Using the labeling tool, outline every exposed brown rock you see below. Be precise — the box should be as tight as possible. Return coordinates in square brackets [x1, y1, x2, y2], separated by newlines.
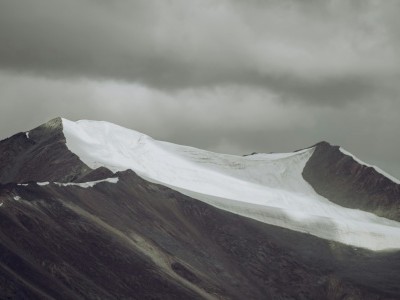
[303, 142, 400, 221]
[0, 117, 92, 184]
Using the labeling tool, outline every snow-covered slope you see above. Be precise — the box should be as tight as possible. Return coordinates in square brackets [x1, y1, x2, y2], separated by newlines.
[61, 119, 400, 250]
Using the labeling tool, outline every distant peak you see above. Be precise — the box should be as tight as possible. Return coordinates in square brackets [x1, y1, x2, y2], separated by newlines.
[44, 117, 63, 126]
[339, 147, 400, 184]
[25, 117, 64, 142]
[313, 141, 333, 148]
[307, 140, 400, 185]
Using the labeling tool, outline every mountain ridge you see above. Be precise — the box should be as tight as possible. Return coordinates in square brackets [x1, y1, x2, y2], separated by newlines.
[1, 118, 399, 249]
[2, 117, 399, 186]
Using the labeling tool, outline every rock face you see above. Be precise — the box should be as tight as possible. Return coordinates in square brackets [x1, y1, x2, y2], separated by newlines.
[303, 141, 400, 222]
[0, 118, 89, 184]
[0, 118, 113, 184]
[0, 119, 399, 299]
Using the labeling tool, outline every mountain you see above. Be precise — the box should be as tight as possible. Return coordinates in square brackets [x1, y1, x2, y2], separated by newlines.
[0, 117, 399, 300]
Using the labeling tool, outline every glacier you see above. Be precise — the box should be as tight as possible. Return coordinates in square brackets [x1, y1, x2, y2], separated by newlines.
[61, 118, 400, 251]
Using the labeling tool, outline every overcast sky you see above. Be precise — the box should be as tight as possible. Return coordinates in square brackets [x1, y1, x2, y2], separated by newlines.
[1, 0, 399, 178]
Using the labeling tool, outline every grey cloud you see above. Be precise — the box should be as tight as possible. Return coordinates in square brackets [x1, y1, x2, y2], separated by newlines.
[1, 0, 400, 105]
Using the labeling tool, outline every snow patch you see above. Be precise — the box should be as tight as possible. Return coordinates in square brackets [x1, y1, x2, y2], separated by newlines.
[61, 118, 400, 250]
[26, 131, 30, 139]
[13, 196, 21, 201]
[339, 147, 400, 184]
[0, 202, 3, 207]
[55, 177, 119, 188]
[19, 178, 118, 189]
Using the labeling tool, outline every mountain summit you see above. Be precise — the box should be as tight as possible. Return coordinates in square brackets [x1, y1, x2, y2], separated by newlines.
[1, 118, 399, 299]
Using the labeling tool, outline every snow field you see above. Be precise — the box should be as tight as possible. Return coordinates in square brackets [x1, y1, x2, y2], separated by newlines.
[61, 118, 400, 250]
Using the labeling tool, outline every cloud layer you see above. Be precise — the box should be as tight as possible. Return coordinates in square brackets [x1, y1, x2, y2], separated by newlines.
[1, 0, 400, 102]
[0, 0, 399, 177]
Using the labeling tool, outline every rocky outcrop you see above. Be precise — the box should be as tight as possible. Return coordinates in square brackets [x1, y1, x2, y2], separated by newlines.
[0, 118, 93, 184]
[303, 141, 400, 221]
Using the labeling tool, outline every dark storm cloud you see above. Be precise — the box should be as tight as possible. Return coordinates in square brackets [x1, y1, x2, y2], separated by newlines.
[1, 0, 399, 105]
[1, 0, 400, 178]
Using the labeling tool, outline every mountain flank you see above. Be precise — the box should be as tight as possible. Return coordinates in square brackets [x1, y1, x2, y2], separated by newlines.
[0, 118, 399, 299]
[303, 141, 400, 221]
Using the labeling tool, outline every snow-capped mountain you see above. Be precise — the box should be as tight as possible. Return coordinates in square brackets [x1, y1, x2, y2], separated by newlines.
[1, 117, 399, 300]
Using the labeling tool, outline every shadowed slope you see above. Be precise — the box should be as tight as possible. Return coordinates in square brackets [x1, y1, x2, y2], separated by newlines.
[0, 118, 114, 184]
[1, 171, 400, 299]
[303, 142, 400, 222]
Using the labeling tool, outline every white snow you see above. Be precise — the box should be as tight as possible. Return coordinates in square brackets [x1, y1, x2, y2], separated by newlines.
[339, 147, 400, 184]
[13, 196, 21, 201]
[26, 131, 30, 139]
[0, 202, 3, 207]
[54, 177, 119, 188]
[61, 118, 400, 251]
[21, 178, 118, 188]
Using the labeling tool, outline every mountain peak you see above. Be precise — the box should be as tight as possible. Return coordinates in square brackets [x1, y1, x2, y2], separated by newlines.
[313, 140, 332, 147]
[0, 117, 92, 184]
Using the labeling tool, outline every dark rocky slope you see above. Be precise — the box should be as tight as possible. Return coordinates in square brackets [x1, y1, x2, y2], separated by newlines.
[0, 117, 110, 184]
[303, 142, 400, 222]
[1, 171, 400, 299]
